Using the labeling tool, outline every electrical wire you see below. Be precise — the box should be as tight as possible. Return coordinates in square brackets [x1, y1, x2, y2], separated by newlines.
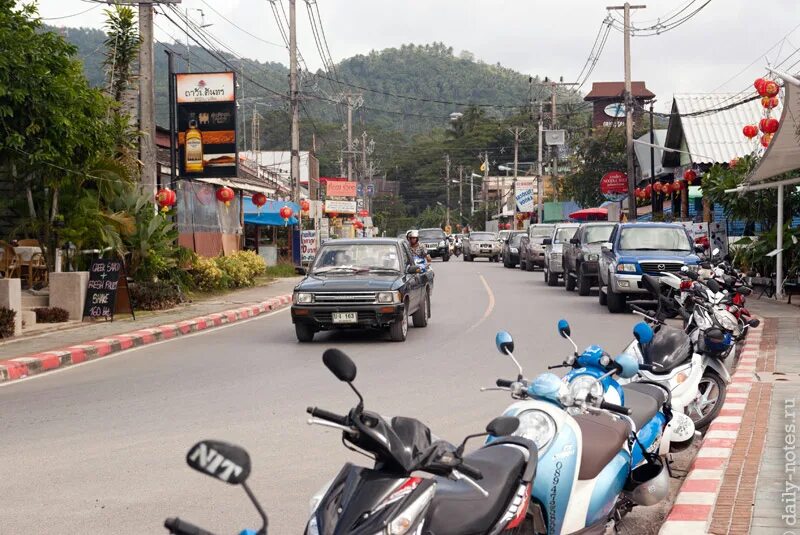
[608, 0, 712, 36]
[39, 3, 100, 20]
[197, 0, 285, 49]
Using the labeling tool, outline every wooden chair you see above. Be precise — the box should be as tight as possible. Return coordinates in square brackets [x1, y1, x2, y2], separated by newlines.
[28, 253, 48, 287]
[0, 244, 21, 278]
[17, 239, 40, 247]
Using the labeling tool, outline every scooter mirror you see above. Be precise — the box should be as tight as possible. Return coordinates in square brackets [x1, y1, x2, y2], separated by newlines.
[557, 319, 571, 338]
[322, 348, 357, 382]
[748, 318, 761, 328]
[495, 331, 515, 355]
[641, 274, 660, 296]
[712, 247, 720, 257]
[186, 440, 251, 485]
[485, 416, 519, 437]
[633, 322, 654, 345]
[614, 353, 640, 379]
[706, 279, 721, 293]
[737, 286, 752, 296]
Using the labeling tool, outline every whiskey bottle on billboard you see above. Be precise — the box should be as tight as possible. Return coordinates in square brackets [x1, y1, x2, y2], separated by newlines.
[185, 119, 204, 173]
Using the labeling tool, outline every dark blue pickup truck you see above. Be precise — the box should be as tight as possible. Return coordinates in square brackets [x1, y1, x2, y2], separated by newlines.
[598, 222, 703, 313]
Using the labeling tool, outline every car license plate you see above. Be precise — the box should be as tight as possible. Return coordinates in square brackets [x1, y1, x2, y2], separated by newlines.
[332, 312, 358, 324]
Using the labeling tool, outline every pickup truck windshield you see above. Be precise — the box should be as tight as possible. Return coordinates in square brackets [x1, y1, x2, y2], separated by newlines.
[584, 225, 615, 244]
[509, 233, 524, 246]
[619, 227, 691, 251]
[470, 232, 496, 241]
[530, 226, 555, 238]
[313, 244, 401, 272]
[419, 229, 445, 241]
[553, 227, 578, 244]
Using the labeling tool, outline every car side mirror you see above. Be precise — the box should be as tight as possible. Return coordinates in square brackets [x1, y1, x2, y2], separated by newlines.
[542, 238, 552, 246]
[186, 440, 251, 485]
[407, 265, 421, 274]
[600, 242, 612, 251]
[295, 266, 307, 275]
[569, 238, 580, 245]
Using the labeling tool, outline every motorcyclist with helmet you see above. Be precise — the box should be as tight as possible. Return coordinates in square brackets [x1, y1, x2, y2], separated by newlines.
[406, 230, 432, 263]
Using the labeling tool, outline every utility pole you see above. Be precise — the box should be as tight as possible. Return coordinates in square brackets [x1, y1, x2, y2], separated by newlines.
[608, 2, 646, 221]
[649, 100, 656, 216]
[458, 165, 464, 226]
[289, 0, 300, 205]
[346, 97, 354, 180]
[470, 171, 476, 216]
[537, 102, 544, 224]
[166, 49, 177, 191]
[139, 2, 156, 195]
[444, 154, 451, 227]
[483, 152, 490, 225]
[508, 127, 526, 229]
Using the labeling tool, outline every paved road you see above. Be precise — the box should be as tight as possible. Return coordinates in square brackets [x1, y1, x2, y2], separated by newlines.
[0, 259, 647, 534]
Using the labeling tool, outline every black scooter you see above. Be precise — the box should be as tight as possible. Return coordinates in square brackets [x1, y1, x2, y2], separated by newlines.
[305, 348, 538, 534]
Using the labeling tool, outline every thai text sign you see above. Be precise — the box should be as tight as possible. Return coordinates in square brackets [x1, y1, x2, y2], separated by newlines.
[600, 171, 628, 202]
[325, 200, 357, 214]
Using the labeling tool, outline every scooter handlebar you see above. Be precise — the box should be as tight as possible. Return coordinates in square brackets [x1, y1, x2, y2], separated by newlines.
[458, 462, 484, 481]
[496, 379, 514, 388]
[307, 406, 349, 427]
[164, 517, 217, 535]
[600, 400, 632, 416]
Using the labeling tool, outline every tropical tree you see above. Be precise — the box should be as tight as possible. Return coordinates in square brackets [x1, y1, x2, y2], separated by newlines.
[562, 127, 627, 208]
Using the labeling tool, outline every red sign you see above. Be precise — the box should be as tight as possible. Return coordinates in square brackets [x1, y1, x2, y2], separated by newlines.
[319, 177, 348, 184]
[600, 171, 628, 195]
[326, 181, 357, 197]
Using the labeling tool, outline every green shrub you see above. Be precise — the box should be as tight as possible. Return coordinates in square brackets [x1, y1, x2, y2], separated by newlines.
[190, 256, 226, 291]
[265, 263, 298, 278]
[232, 250, 267, 278]
[33, 307, 70, 323]
[0, 307, 16, 338]
[130, 281, 186, 311]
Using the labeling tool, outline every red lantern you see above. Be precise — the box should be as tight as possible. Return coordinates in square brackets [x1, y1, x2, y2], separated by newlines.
[684, 169, 697, 184]
[729, 158, 739, 168]
[279, 205, 294, 224]
[760, 117, 779, 134]
[634, 187, 642, 198]
[300, 199, 310, 212]
[653, 181, 663, 193]
[353, 219, 364, 230]
[357, 209, 369, 217]
[764, 80, 780, 97]
[644, 184, 652, 196]
[742, 124, 758, 139]
[754, 77, 768, 96]
[761, 133, 773, 148]
[216, 186, 235, 207]
[329, 212, 338, 219]
[155, 187, 176, 213]
[762, 96, 779, 109]
[252, 192, 267, 209]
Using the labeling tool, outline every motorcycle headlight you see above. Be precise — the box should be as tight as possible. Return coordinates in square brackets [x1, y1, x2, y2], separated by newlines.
[377, 291, 402, 304]
[717, 311, 738, 332]
[294, 292, 313, 304]
[438, 240, 445, 247]
[686, 264, 700, 272]
[510, 247, 518, 253]
[513, 410, 556, 452]
[386, 485, 435, 535]
[569, 375, 604, 404]
[617, 263, 637, 273]
[306, 515, 320, 535]
[585, 253, 599, 262]
[695, 309, 713, 330]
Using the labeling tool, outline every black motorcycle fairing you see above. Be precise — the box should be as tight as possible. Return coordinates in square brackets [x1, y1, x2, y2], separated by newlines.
[641, 324, 692, 373]
[310, 462, 435, 535]
[427, 445, 527, 535]
[344, 410, 435, 474]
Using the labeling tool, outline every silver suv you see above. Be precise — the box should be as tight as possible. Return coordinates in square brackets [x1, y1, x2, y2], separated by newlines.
[463, 231, 501, 262]
[543, 223, 580, 286]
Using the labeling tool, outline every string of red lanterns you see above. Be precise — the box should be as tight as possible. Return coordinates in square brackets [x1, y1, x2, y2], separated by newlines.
[746, 77, 781, 148]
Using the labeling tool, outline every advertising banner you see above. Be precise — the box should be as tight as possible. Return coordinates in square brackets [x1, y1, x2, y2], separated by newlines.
[176, 72, 237, 178]
[515, 180, 536, 212]
[301, 230, 318, 263]
[600, 171, 628, 202]
[325, 200, 357, 214]
[326, 181, 357, 197]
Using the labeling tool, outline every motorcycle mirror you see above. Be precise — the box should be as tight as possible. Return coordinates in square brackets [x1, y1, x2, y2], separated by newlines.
[323, 349, 357, 382]
[542, 238, 552, 246]
[186, 440, 251, 485]
[485, 416, 519, 437]
[633, 322, 654, 345]
[706, 279, 721, 293]
[641, 274, 660, 296]
[614, 353, 640, 379]
[737, 286, 752, 296]
[495, 331, 515, 355]
[748, 318, 761, 328]
[557, 319, 571, 338]
[686, 270, 699, 280]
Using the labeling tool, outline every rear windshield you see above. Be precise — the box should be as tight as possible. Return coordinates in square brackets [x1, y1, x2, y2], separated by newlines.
[509, 233, 524, 246]
[470, 232, 496, 241]
[583, 225, 615, 244]
[553, 227, 578, 244]
[530, 226, 554, 238]
[419, 229, 445, 240]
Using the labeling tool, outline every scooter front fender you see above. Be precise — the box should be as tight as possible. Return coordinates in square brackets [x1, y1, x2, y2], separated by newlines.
[705, 356, 731, 384]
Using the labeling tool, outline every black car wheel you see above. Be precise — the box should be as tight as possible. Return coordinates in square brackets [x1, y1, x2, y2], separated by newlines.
[577, 265, 592, 296]
[295, 323, 315, 343]
[443, 253, 450, 262]
[565, 272, 576, 292]
[599, 284, 608, 305]
[412, 291, 429, 327]
[546, 267, 559, 286]
[389, 308, 409, 341]
[519, 258, 527, 270]
[606, 284, 627, 313]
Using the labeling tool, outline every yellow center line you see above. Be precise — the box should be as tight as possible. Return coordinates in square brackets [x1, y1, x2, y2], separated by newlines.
[467, 273, 495, 332]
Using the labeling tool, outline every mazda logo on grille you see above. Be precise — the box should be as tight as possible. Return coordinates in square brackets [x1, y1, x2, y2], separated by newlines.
[657, 263, 665, 271]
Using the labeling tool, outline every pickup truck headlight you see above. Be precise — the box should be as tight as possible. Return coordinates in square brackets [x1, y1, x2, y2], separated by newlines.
[438, 240, 445, 247]
[686, 264, 700, 272]
[550, 252, 561, 260]
[617, 263, 637, 273]
[377, 291, 402, 304]
[294, 292, 313, 304]
[584, 253, 599, 262]
[510, 247, 518, 253]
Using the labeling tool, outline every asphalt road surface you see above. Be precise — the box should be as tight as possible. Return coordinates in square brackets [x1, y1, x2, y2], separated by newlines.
[0, 258, 664, 534]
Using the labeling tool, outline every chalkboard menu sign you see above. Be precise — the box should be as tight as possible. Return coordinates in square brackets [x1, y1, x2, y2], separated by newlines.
[83, 259, 131, 321]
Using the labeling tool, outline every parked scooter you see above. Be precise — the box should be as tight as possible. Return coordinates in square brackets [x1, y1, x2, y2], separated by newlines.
[164, 440, 269, 535]
[306, 348, 538, 534]
[485, 328, 671, 534]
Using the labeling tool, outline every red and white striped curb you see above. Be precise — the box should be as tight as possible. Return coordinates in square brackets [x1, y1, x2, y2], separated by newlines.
[0, 295, 292, 383]
[659, 321, 763, 535]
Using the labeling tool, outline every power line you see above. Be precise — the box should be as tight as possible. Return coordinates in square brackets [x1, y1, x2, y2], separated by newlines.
[197, 0, 285, 49]
[40, 3, 100, 20]
[608, 0, 712, 36]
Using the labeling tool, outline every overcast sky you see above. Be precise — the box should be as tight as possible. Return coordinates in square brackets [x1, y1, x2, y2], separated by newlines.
[36, 0, 800, 112]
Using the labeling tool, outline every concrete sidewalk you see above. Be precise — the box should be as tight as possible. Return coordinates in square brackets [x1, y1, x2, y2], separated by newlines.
[660, 295, 800, 534]
[0, 277, 300, 382]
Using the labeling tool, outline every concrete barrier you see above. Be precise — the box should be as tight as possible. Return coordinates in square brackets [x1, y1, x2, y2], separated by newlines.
[49, 272, 89, 320]
[0, 278, 22, 335]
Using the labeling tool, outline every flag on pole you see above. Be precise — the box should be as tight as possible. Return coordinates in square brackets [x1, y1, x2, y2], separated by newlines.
[480, 161, 486, 172]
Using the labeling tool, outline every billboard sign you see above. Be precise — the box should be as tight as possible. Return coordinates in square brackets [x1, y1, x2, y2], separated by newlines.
[600, 171, 628, 202]
[326, 181, 357, 197]
[325, 200, 357, 214]
[301, 230, 318, 262]
[515, 180, 536, 212]
[176, 72, 237, 178]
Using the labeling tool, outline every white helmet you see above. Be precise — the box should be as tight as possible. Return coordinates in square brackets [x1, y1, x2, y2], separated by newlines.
[406, 230, 419, 239]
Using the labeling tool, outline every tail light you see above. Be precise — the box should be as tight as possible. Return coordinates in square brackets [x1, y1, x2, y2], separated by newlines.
[503, 483, 532, 530]
[733, 293, 744, 306]
[680, 280, 693, 291]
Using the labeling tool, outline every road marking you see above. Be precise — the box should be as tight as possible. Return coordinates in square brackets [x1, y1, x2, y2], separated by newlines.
[0, 307, 290, 388]
[467, 274, 495, 332]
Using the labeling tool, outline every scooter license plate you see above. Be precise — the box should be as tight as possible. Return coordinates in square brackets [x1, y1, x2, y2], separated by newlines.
[332, 312, 358, 324]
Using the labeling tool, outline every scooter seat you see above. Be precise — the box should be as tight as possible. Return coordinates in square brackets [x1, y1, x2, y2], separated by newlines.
[428, 445, 525, 535]
[574, 412, 631, 480]
[623, 382, 668, 409]
[621, 385, 660, 431]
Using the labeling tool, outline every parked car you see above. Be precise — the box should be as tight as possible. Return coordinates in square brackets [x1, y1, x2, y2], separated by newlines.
[543, 223, 580, 286]
[519, 224, 555, 271]
[598, 222, 702, 313]
[418, 228, 451, 261]
[501, 231, 526, 268]
[563, 222, 617, 296]
[462, 231, 501, 262]
[291, 238, 434, 342]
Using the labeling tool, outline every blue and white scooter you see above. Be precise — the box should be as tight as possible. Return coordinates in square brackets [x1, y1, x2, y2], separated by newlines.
[484, 324, 671, 534]
[554, 320, 695, 457]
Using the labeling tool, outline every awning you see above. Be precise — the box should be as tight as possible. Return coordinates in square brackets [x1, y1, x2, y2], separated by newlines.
[745, 72, 800, 185]
[243, 197, 299, 226]
[197, 177, 276, 196]
[569, 207, 608, 221]
[634, 130, 669, 179]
